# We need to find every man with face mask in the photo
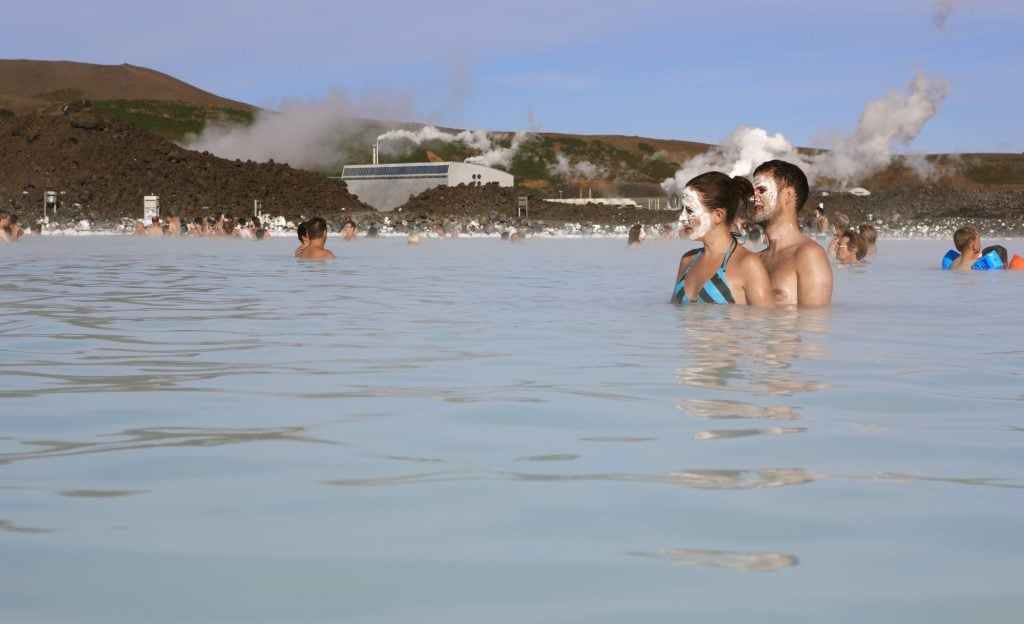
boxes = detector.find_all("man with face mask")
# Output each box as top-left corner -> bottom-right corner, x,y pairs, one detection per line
752,160 -> 832,307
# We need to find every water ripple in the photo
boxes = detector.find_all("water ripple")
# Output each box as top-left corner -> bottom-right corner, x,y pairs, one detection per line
0,426 -> 342,465
323,467 -> 820,489
629,548 -> 799,572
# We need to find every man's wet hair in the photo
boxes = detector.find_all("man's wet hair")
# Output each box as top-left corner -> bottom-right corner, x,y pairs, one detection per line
306,217 -> 328,240
753,160 -> 809,212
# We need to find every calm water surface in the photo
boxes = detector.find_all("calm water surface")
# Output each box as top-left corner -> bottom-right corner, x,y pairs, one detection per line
1,235 -> 1022,623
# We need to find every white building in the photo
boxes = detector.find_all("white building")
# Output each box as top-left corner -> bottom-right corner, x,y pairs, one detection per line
338,162 -> 514,211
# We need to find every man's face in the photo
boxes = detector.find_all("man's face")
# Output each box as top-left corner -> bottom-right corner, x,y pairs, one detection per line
836,236 -> 856,263
753,174 -> 782,224
679,187 -> 712,241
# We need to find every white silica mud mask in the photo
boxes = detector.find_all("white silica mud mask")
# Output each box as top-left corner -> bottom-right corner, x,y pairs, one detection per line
681,187 -> 711,240
754,175 -> 779,221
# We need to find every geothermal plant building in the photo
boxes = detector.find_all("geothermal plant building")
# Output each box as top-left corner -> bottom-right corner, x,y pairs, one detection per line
339,162 -> 514,211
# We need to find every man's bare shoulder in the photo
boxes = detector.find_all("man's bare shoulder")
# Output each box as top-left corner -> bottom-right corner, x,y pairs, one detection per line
794,236 -> 830,263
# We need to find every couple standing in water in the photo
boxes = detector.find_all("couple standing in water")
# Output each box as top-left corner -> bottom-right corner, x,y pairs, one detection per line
672,160 -> 832,308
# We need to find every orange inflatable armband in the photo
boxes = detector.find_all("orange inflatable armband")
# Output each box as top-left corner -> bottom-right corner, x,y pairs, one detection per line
1009,254 -> 1024,270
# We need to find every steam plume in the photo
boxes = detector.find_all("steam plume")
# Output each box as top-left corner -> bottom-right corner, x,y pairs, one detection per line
182,90 -> 416,170
548,154 -> 606,179
662,71 -> 949,196
376,126 -> 531,169
932,0 -> 961,28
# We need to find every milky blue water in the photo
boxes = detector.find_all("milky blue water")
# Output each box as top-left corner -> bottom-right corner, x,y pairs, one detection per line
1,235 -> 1022,623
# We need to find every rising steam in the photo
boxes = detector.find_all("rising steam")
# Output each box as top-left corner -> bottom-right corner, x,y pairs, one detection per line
547,153 -> 606,179
662,71 -> 950,197
182,90 -> 416,170
932,0 -> 976,28
376,126 -> 531,169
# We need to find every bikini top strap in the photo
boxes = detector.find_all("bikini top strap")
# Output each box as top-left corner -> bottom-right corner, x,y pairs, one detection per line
682,248 -> 704,277
720,237 -> 739,270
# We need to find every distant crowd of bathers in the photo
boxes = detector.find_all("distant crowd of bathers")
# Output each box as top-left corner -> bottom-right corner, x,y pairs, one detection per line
131,213 -> 272,239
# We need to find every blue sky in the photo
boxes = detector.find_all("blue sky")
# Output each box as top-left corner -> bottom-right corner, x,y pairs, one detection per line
2,0 -> 1021,154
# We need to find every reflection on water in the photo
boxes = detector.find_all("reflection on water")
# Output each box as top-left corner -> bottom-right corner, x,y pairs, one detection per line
677,399 -> 803,420
693,427 -> 806,440
862,471 -> 1024,489
675,307 -> 829,396
668,468 -> 819,488
56,489 -> 147,498
324,467 -> 820,489
630,548 -> 799,572
0,518 -> 54,534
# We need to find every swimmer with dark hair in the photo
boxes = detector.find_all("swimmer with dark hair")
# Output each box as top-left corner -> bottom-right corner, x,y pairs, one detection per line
814,205 -> 829,235
296,217 -> 335,259
673,171 -> 773,306
627,224 -> 645,249
981,245 -> 1008,269
752,160 -> 832,307
294,221 -> 310,257
340,219 -> 358,242
0,211 -> 20,241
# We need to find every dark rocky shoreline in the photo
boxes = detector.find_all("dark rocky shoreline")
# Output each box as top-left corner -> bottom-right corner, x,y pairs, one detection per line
3,111 -> 1022,238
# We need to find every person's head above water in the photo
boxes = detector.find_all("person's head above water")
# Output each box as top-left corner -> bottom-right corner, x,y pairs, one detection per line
297,221 -> 309,243
751,160 -> 809,225
982,244 -> 1008,267
858,223 -> 877,245
835,233 -> 868,262
306,217 -> 328,241
628,224 -> 644,245
954,226 -> 979,254
679,171 -> 750,241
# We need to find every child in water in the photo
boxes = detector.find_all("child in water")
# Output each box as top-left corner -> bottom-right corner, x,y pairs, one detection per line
948,227 -> 981,271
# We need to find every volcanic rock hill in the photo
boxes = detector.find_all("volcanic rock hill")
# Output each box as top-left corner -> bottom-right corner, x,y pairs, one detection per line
0,111 -> 372,226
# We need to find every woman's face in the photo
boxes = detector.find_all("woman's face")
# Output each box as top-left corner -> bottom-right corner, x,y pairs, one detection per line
680,187 -> 713,241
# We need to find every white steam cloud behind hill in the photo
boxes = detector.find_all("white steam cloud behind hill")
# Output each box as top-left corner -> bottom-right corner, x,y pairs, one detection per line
662,71 -> 950,197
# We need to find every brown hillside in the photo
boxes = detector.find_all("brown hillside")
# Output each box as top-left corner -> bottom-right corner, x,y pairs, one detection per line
0,59 -> 257,113
0,112 -> 371,226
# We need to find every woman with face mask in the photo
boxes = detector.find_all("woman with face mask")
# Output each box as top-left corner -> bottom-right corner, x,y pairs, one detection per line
672,172 -> 774,306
